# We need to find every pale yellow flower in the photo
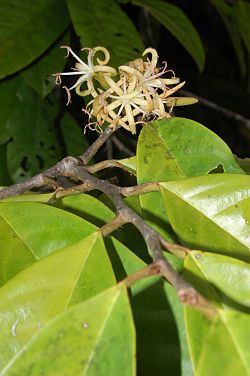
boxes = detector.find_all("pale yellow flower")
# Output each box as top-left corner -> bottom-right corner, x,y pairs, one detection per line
53,46 -> 116,104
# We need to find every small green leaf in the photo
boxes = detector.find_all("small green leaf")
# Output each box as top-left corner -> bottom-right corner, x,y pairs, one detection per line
67,0 -> 144,67
0,201 -> 97,284
0,0 -> 69,78
2,284 -> 135,376
161,174 -> 250,261
132,0 -> 205,71
196,311 -> 250,376
0,232 -> 116,369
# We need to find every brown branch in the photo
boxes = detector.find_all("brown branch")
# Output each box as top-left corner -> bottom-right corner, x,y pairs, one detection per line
180,89 -> 250,131
0,156 -> 80,199
86,160 -> 133,174
119,182 -> 160,197
0,131 -> 215,316
79,125 -> 119,165
66,165 -> 215,316
0,124 -> 118,200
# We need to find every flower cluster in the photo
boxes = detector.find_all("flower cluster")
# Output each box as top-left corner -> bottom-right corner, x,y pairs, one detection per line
54,46 -> 197,134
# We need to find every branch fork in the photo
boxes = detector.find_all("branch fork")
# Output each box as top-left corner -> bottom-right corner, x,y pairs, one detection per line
0,126 -> 216,319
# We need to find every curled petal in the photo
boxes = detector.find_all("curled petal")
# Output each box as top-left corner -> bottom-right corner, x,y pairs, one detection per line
62,86 -> 72,106
119,65 -> 136,75
143,48 -> 159,68
93,65 -> 117,75
93,46 -> 111,65
54,74 -> 62,85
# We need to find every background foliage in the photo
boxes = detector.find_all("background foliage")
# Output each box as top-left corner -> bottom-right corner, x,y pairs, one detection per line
0,1 -> 250,375
0,0 -> 249,184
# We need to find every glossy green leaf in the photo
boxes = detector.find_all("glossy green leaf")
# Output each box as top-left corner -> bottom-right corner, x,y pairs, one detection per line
0,232 -> 115,369
137,118 -> 242,241
61,193 -> 148,256
132,0 -> 205,71
160,174 -> 250,261
0,0 -> 69,79
196,311 -> 250,376
67,0 -> 144,67
184,249 -> 250,372
6,80 -> 61,182
61,193 -> 114,226
21,33 -> 69,98
0,201 -> 97,284
115,156 -> 137,175
107,237 -> 192,375
183,251 -> 222,369
60,111 -> 89,156
189,251 -> 250,307
2,284 -> 135,376
124,195 -> 142,216
0,192 -> 53,203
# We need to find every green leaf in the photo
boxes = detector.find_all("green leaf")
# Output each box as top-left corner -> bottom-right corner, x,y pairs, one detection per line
60,111 -> 89,156
183,251 -> 221,369
60,193 -> 148,259
0,201 -> 97,284
5,80 -> 61,182
0,76 -> 22,145
160,174 -> 250,261
188,251 -> 250,308
21,33 -> 70,99
0,0 -> 69,79
235,1 -> 250,56
0,145 -> 12,186
0,192 -> 53,203
137,118 -> 242,241
132,0 -> 205,71
196,311 -> 250,376
67,0 -> 144,67
107,237 -> 192,375
0,232 -> 116,369
184,249 -> 250,374
211,0 -> 247,77
61,193 -> 114,226
117,156 -> 137,175
235,156 -> 250,174
2,284 -> 135,376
